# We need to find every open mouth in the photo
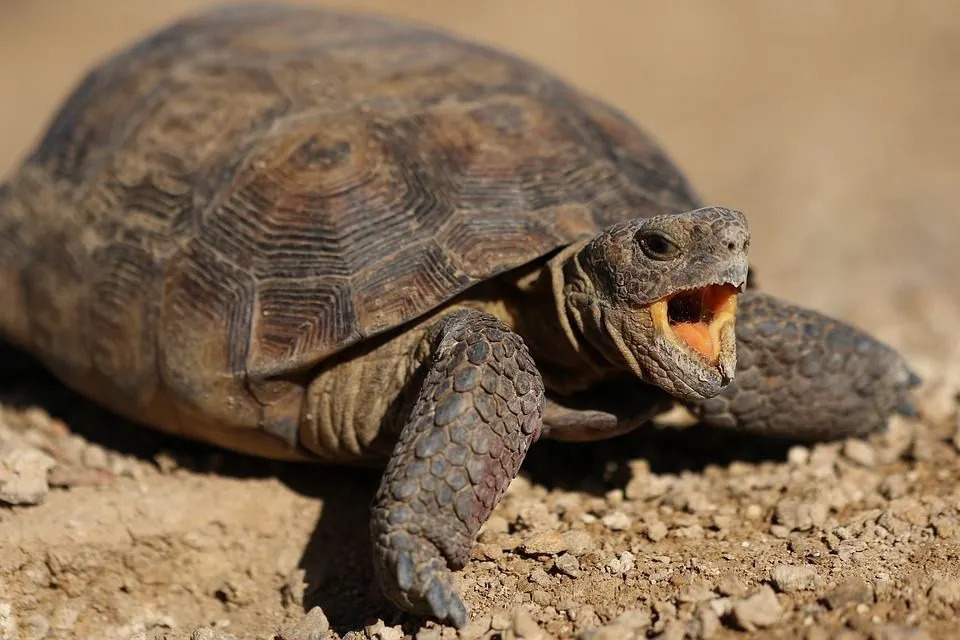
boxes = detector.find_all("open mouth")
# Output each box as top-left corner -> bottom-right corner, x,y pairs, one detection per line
649,283 -> 739,365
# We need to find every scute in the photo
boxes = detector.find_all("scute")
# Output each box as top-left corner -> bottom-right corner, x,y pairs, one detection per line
0,3 -> 701,424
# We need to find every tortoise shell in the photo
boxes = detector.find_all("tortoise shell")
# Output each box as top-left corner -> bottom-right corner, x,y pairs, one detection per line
0,4 -> 700,429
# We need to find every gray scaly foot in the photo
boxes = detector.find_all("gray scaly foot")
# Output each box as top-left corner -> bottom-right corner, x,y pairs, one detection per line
370,309 -> 544,627
686,290 -> 920,441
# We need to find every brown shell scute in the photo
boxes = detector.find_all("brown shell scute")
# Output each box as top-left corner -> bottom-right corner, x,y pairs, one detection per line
4,4 -> 701,406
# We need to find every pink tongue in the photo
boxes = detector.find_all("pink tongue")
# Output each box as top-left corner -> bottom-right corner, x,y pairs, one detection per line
672,322 -> 714,361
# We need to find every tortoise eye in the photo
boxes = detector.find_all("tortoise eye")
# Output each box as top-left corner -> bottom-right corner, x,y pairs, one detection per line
637,230 -> 681,260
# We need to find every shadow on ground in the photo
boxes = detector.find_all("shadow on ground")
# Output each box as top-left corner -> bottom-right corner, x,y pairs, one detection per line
0,344 -> 798,631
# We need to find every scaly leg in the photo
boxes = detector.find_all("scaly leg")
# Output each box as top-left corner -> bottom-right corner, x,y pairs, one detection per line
370,309 -> 544,627
686,290 -> 919,441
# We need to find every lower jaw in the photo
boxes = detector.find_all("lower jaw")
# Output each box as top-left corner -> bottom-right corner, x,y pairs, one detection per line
647,301 -> 737,366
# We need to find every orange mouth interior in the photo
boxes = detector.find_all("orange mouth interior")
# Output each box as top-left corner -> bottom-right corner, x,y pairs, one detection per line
650,284 -> 739,363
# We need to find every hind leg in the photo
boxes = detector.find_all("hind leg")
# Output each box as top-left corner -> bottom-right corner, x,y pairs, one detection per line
684,290 -> 919,441
370,309 -> 544,628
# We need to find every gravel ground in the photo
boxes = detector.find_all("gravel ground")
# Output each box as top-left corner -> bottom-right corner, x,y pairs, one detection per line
1,2 -> 959,640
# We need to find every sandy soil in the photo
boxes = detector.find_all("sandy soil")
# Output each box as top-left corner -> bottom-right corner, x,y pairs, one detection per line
1,2 -> 959,639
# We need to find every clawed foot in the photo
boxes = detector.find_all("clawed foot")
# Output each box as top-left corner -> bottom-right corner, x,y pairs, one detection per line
373,531 -> 468,628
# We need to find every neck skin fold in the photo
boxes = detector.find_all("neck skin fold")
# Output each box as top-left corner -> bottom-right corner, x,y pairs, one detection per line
511,241 -> 618,394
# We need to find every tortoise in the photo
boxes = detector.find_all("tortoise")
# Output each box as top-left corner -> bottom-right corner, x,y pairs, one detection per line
0,3 -> 918,628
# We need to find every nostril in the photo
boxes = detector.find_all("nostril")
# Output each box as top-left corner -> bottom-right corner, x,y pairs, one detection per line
727,242 -> 736,252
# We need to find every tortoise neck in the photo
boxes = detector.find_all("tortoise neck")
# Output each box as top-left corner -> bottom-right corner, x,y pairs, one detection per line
514,242 -> 617,393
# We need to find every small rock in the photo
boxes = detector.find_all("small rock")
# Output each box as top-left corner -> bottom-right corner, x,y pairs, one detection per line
928,578 -> 960,605
280,569 -> 307,608
879,475 -> 909,500
871,624 -> 933,640
843,439 -> 877,467
625,471 -> 672,501
22,614 -> 50,640
717,574 -> 748,597
563,530 -> 595,556
606,551 -> 635,575
730,586 -> 783,631
743,504 -> 764,520
694,603 -> 721,640
522,531 -> 567,555
482,515 -> 510,537
531,589 -> 552,606
677,584 -> 715,603
415,628 -> 443,640
529,567 -> 552,588
602,511 -> 631,531
278,606 -> 330,640
654,619 -> 685,640
770,564 -> 817,593
822,578 -> 874,610
646,521 -> 668,542
0,447 -> 56,506
376,625 -> 404,640
0,605 -> 16,640
787,445 -> 811,466
555,553 -> 581,578
775,497 -> 828,531
512,607 -> 544,639
888,497 -> 928,526
578,608 -> 650,640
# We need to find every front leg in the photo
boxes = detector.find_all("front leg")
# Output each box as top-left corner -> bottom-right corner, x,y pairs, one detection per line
370,309 -> 544,628
685,290 -> 920,441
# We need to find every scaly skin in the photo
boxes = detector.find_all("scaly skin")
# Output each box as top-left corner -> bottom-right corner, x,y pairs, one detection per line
685,290 -> 920,440
370,309 -> 544,628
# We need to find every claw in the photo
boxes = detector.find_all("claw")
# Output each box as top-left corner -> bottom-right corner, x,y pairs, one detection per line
896,400 -> 919,418
425,578 -> 468,628
447,594 -> 468,629
426,579 -> 449,621
396,552 -> 415,591
907,369 -> 923,388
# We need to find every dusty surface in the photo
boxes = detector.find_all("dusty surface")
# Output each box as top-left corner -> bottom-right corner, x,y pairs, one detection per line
2,2 -> 960,639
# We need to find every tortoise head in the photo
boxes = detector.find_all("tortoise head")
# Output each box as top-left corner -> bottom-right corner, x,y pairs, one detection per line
563,206 -> 749,401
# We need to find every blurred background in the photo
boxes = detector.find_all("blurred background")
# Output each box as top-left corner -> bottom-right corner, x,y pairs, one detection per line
1,0 -> 958,374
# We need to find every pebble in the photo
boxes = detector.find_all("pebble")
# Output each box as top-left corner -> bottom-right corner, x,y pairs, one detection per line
601,511 -> 631,531
562,530 -> 595,556
606,551 -> 635,576
555,553 -> 581,578
770,564 -> 817,593
843,439 -> 877,467
717,574 -> 748,597
415,628 -> 443,640
787,445 -> 811,466
578,608 -> 650,640
522,531 -> 567,555
0,446 -> 56,506
871,624 -> 933,640
22,614 -> 49,640
822,578 -> 874,610
927,578 -> 960,606
529,567 -> 552,588
879,475 -> 909,500
730,586 -> 783,631
0,604 -> 16,640
887,498 -> 928,526
775,497 -> 828,531
694,603 -> 721,640
277,606 -> 330,640
646,521 -> 668,542
625,472 -> 672,501
511,607 -> 545,639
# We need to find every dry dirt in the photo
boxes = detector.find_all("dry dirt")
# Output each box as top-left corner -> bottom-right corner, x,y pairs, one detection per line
1,2 -> 960,639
